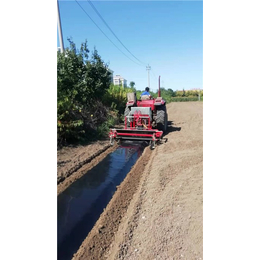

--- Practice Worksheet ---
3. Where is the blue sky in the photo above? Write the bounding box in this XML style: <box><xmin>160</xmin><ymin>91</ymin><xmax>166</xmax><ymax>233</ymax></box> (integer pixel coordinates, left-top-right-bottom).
<box><xmin>57</xmin><ymin>0</ymin><xmax>203</xmax><ymax>92</ymax></box>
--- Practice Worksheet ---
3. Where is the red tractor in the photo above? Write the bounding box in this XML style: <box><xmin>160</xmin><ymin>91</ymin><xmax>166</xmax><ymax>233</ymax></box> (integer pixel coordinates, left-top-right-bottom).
<box><xmin>109</xmin><ymin>76</ymin><xmax>168</xmax><ymax>149</ymax></box>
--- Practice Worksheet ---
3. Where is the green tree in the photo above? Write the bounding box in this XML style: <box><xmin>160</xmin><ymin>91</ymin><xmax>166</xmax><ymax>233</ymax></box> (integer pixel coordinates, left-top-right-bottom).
<box><xmin>129</xmin><ymin>81</ymin><xmax>135</xmax><ymax>88</ymax></box>
<box><xmin>167</xmin><ymin>88</ymin><xmax>176</xmax><ymax>97</ymax></box>
<box><xmin>57</xmin><ymin>39</ymin><xmax>112</xmax><ymax>145</ymax></box>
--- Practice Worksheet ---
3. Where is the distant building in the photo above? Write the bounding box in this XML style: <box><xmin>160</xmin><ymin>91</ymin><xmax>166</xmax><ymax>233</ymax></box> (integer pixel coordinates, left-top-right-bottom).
<box><xmin>108</xmin><ymin>69</ymin><xmax>114</xmax><ymax>83</ymax></box>
<box><xmin>113</xmin><ymin>75</ymin><xmax>127</xmax><ymax>87</ymax></box>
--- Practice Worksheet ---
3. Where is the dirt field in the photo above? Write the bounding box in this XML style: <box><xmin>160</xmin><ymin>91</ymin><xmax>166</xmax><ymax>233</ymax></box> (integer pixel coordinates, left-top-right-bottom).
<box><xmin>60</xmin><ymin>101</ymin><xmax>203</xmax><ymax>260</ymax></box>
<box><xmin>57</xmin><ymin>141</ymin><xmax>120</xmax><ymax>195</ymax></box>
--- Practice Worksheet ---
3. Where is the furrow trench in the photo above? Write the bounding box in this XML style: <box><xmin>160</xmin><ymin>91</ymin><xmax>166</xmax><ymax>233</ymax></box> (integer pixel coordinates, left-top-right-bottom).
<box><xmin>57</xmin><ymin>142</ymin><xmax>147</xmax><ymax>260</ymax></box>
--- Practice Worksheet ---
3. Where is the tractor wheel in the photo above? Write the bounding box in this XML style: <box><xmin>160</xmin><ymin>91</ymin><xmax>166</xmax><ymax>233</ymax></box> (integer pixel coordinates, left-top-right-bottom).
<box><xmin>156</xmin><ymin>106</ymin><xmax>168</xmax><ymax>133</ymax></box>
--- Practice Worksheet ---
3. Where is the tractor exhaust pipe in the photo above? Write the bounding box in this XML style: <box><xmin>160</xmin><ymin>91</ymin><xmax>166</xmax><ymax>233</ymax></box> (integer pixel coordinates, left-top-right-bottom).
<box><xmin>158</xmin><ymin>76</ymin><xmax>161</xmax><ymax>97</ymax></box>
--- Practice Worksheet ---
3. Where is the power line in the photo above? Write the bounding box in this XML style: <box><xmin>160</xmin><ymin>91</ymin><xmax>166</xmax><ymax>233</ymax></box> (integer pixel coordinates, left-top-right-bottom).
<box><xmin>74</xmin><ymin>0</ymin><xmax>144</xmax><ymax>66</ymax></box>
<box><xmin>86</xmin><ymin>0</ymin><xmax>147</xmax><ymax>66</ymax></box>
<box><xmin>151</xmin><ymin>68</ymin><xmax>158</xmax><ymax>80</ymax></box>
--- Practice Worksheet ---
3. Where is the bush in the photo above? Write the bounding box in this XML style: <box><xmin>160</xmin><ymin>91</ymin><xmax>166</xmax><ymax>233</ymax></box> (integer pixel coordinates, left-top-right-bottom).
<box><xmin>171</xmin><ymin>97</ymin><xmax>199</xmax><ymax>102</ymax></box>
<box><xmin>57</xmin><ymin>39</ymin><xmax>112</xmax><ymax>146</ymax></box>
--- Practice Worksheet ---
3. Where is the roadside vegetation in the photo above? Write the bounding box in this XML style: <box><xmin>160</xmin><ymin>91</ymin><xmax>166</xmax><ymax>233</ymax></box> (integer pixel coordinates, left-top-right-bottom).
<box><xmin>149</xmin><ymin>88</ymin><xmax>203</xmax><ymax>103</ymax></box>
<box><xmin>57</xmin><ymin>39</ymin><xmax>203</xmax><ymax>147</ymax></box>
<box><xmin>57</xmin><ymin>39</ymin><xmax>113</xmax><ymax>146</ymax></box>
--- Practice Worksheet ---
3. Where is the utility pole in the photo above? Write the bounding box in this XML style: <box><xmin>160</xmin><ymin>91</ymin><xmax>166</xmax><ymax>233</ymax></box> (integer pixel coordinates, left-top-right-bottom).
<box><xmin>57</xmin><ymin>0</ymin><xmax>64</xmax><ymax>53</ymax></box>
<box><xmin>146</xmin><ymin>64</ymin><xmax>151</xmax><ymax>89</ymax></box>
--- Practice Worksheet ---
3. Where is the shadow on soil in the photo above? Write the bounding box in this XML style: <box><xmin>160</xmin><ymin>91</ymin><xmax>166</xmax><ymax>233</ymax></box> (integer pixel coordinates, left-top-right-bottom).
<box><xmin>166</xmin><ymin>121</ymin><xmax>182</xmax><ymax>134</ymax></box>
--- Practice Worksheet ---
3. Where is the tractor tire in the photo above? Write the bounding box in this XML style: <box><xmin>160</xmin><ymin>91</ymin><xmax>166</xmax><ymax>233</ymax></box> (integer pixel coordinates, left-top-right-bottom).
<box><xmin>156</xmin><ymin>106</ymin><xmax>168</xmax><ymax>133</ymax></box>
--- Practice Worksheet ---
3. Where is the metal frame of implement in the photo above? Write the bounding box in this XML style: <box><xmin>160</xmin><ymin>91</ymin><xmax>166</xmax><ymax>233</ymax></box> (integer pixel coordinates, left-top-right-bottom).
<box><xmin>109</xmin><ymin>112</ymin><xmax>166</xmax><ymax>149</ymax></box>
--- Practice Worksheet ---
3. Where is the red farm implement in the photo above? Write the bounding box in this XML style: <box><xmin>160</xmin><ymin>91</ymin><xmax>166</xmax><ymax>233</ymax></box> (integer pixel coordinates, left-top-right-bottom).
<box><xmin>109</xmin><ymin>76</ymin><xmax>168</xmax><ymax>149</ymax></box>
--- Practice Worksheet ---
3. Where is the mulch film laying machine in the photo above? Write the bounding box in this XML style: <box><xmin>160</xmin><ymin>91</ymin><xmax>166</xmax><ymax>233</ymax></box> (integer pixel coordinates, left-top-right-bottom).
<box><xmin>109</xmin><ymin>76</ymin><xmax>168</xmax><ymax>149</ymax></box>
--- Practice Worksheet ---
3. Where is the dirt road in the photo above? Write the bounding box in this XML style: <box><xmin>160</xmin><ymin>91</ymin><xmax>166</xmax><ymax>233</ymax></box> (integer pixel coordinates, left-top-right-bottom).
<box><xmin>72</xmin><ymin>101</ymin><xmax>203</xmax><ymax>260</ymax></box>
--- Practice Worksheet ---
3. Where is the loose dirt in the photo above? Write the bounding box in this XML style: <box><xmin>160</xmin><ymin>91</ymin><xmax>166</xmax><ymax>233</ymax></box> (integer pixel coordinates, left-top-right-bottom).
<box><xmin>57</xmin><ymin>141</ymin><xmax>118</xmax><ymax>195</ymax></box>
<box><xmin>69</xmin><ymin>101</ymin><xmax>203</xmax><ymax>260</ymax></box>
